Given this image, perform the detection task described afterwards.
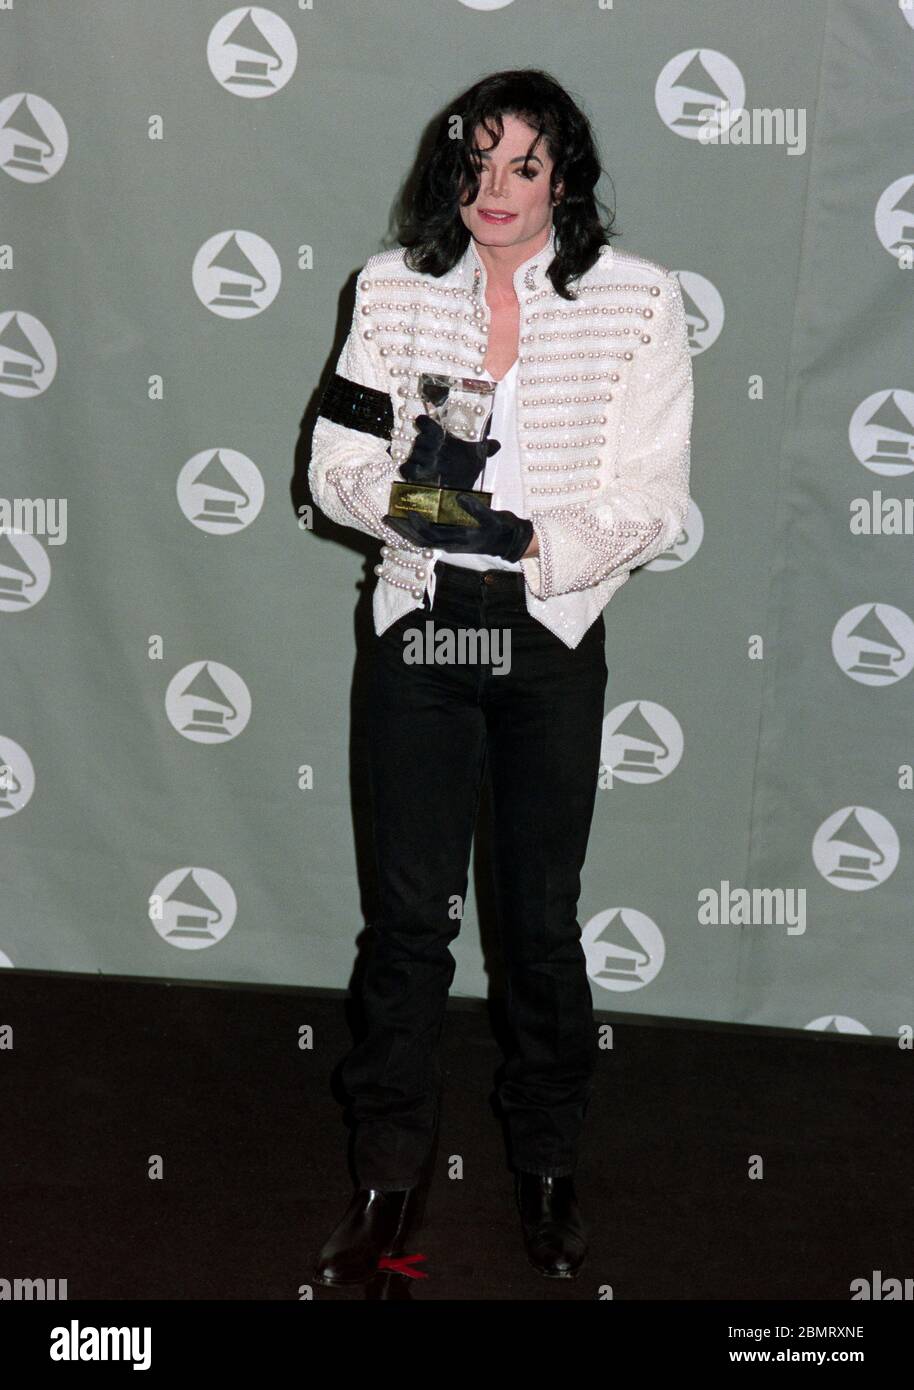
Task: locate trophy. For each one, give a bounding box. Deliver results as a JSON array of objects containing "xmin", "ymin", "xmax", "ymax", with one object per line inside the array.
[{"xmin": 388, "ymin": 372, "xmax": 497, "ymax": 527}]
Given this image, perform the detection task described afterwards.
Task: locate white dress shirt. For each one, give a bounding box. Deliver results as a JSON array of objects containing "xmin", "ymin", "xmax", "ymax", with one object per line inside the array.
[{"xmin": 427, "ymin": 357, "xmax": 525, "ymax": 608}]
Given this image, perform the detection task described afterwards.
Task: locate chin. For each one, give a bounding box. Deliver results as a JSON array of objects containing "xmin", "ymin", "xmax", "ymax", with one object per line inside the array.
[{"xmin": 473, "ymin": 215, "xmax": 527, "ymax": 239}]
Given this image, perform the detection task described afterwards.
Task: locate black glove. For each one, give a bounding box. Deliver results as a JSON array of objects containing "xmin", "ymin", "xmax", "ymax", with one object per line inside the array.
[
  {"xmin": 398, "ymin": 414, "xmax": 500, "ymax": 491},
  {"xmin": 383, "ymin": 492, "xmax": 534, "ymax": 563}
]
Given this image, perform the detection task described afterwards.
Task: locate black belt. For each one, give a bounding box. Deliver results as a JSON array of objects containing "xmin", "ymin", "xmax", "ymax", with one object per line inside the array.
[{"xmin": 433, "ymin": 563, "xmax": 525, "ymax": 593}]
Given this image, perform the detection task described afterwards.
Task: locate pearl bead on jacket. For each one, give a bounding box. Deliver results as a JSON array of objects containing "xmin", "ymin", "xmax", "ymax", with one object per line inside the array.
[{"xmin": 309, "ymin": 223, "xmax": 694, "ymax": 649}]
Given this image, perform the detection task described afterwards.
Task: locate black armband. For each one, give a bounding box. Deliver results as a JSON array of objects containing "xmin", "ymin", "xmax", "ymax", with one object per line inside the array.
[{"xmin": 316, "ymin": 372, "xmax": 393, "ymax": 441}]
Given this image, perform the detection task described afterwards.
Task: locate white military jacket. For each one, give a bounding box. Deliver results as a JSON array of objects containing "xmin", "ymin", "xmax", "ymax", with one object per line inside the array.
[{"xmin": 309, "ymin": 222, "xmax": 693, "ymax": 649}]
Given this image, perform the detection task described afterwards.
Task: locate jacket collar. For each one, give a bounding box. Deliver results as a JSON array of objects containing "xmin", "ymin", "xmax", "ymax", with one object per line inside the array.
[{"xmin": 457, "ymin": 220, "xmax": 558, "ymax": 299}]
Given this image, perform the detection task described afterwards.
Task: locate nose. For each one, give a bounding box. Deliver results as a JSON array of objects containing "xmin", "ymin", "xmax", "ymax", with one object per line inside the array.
[{"xmin": 483, "ymin": 167, "xmax": 507, "ymax": 198}]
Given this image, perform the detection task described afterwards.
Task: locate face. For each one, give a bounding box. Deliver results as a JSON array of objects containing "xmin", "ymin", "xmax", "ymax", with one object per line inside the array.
[{"xmin": 458, "ymin": 113, "xmax": 562, "ymax": 251}]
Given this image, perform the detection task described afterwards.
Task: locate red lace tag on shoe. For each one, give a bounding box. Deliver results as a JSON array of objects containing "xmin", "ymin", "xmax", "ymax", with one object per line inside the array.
[{"xmin": 376, "ymin": 1252, "xmax": 428, "ymax": 1279}]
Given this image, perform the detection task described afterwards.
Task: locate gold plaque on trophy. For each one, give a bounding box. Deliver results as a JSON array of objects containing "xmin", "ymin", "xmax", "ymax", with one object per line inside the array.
[{"xmin": 388, "ymin": 372, "xmax": 497, "ymax": 529}]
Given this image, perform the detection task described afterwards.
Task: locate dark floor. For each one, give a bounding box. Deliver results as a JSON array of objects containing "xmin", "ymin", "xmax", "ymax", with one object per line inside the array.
[{"xmin": 1, "ymin": 971, "xmax": 911, "ymax": 1301}]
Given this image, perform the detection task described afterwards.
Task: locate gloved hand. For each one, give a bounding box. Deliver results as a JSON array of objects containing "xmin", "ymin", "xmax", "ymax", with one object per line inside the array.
[
  {"xmin": 398, "ymin": 414, "xmax": 501, "ymax": 491},
  {"xmin": 383, "ymin": 492, "xmax": 534, "ymax": 563}
]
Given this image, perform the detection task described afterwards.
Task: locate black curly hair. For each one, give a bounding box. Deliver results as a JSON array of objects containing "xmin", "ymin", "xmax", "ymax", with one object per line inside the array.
[{"xmin": 399, "ymin": 68, "xmax": 619, "ymax": 301}]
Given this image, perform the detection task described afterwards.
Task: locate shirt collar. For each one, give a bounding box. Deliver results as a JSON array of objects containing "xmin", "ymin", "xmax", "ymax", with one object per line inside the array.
[{"xmin": 457, "ymin": 220, "xmax": 558, "ymax": 297}]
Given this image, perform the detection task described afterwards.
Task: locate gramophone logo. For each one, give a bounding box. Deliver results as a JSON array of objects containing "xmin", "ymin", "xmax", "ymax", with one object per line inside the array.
[
  {"xmin": 583, "ymin": 907, "xmax": 665, "ymax": 993},
  {"xmin": 805, "ymin": 1016, "xmax": 870, "ymax": 1035},
  {"xmin": 0, "ymin": 737, "xmax": 35, "ymax": 818},
  {"xmin": 655, "ymin": 49, "xmax": 745, "ymax": 142},
  {"xmin": 874, "ymin": 175, "xmax": 914, "ymax": 261},
  {"xmin": 812, "ymin": 807, "xmax": 899, "ymax": 893},
  {"xmin": 849, "ymin": 390, "xmax": 914, "ymax": 477},
  {"xmin": 0, "ymin": 529, "xmax": 51, "ymax": 611},
  {"xmin": 207, "ymin": 7, "xmax": 297, "ymax": 96},
  {"xmin": 644, "ymin": 497, "xmax": 704, "ymax": 572},
  {"xmin": 165, "ymin": 661, "xmax": 252, "ymax": 743},
  {"xmin": 192, "ymin": 231, "xmax": 281, "ymax": 319},
  {"xmin": 831, "ymin": 603, "xmax": 914, "ymax": 686},
  {"xmin": 600, "ymin": 701, "xmax": 683, "ymax": 784},
  {"xmin": 0, "ymin": 312, "xmax": 58, "ymax": 396},
  {"xmin": 177, "ymin": 448, "xmax": 265, "ymax": 532},
  {"xmin": 150, "ymin": 868, "xmax": 237, "ymax": 950},
  {"xmin": 0, "ymin": 93, "xmax": 68, "ymax": 182},
  {"xmin": 674, "ymin": 271, "xmax": 723, "ymax": 355}
]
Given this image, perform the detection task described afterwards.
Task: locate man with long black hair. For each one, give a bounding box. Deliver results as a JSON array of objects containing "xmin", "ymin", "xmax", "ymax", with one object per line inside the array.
[{"xmin": 309, "ymin": 68, "xmax": 693, "ymax": 1283}]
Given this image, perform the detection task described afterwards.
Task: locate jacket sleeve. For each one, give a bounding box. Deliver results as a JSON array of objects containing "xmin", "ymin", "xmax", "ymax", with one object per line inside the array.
[
  {"xmin": 520, "ymin": 269, "xmax": 693, "ymax": 599},
  {"xmin": 308, "ymin": 261, "xmax": 411, "ymax": 546}
]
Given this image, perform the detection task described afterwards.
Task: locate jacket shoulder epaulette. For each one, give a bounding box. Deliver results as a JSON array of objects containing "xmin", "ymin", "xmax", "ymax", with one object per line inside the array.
[
  {"xmin": 603, "ymin": 246, "xmax": 672, "ymax": 281},
  {"xmin": 572, "ymin": 245, "xmax": 673, "ymax": 301},
  {"xmin": 361, "ymin": 245, "xmax": 416, "ymax": 277}
]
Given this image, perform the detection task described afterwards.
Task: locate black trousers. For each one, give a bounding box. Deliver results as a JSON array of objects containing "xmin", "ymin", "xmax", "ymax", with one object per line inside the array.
[{"xmin": 341, "ymin": 563, "xmax": 608, "ymax": 1189}]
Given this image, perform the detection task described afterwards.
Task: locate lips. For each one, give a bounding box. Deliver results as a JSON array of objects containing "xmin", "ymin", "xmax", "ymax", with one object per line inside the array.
[{"xmin": 479, "ymin": 209, "xmax": 518, "ymax": 223}]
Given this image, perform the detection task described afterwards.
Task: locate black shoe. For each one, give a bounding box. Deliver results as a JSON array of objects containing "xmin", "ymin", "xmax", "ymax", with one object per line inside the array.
[
  {"xmin": 312, "ymin": 1185, "xmax": 419, "ymax": 1286},
  {"xmin": 515, "ymin": 1170, "xmax": 588, "ymax": 1279}
]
